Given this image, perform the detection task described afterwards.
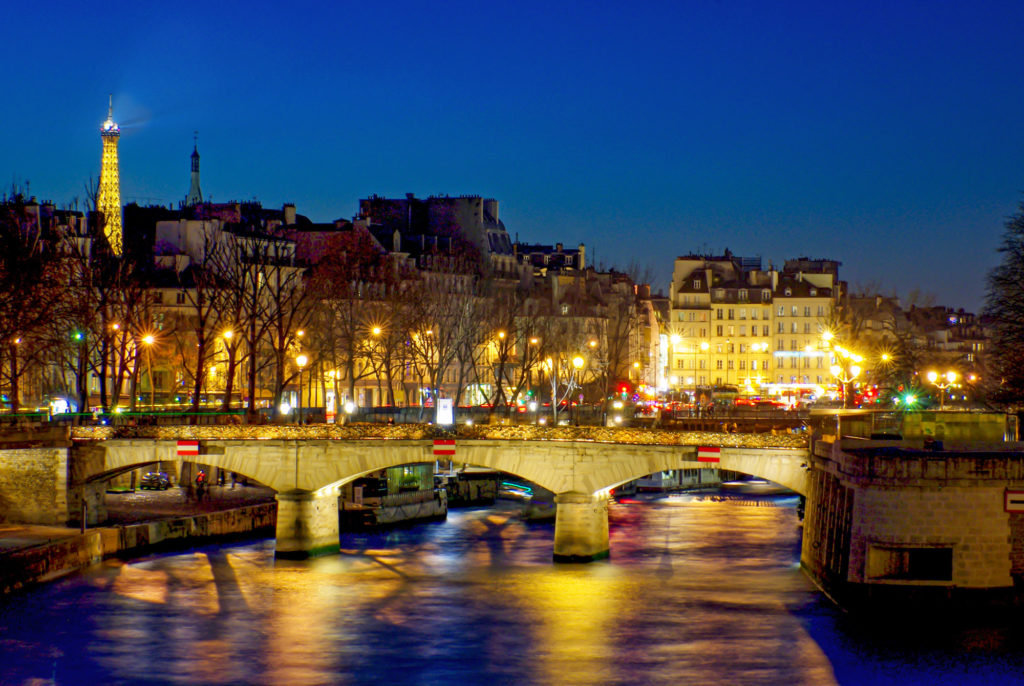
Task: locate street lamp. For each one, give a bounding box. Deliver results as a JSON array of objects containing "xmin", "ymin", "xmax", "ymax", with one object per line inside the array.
[
  {"xmin": 830, "ymin": 360, "xmax": 862, "ymax": 409},
  {"xmin": 295, "ymin": 353, "xmax": 308, "ymax": 424},
  {"xmin": 141, "ymin": 334, "xmax": 156, "ymax": 412},
  {"xmin": 926, "ymin": 370, "xmax": 957, "ymax": 410},
  {"xmin": 572, "ymin": 355, "xmax": 585, "ymax": 425}
]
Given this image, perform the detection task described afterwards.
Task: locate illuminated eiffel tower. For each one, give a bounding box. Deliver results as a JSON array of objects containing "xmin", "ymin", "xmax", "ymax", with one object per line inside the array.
[{"xmin": 98, "ymin": 95, "xmax": 122, "ymax": 255}]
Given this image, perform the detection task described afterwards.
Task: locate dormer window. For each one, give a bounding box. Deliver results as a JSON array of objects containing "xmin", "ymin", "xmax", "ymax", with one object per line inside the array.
[
  {"xmin": 809, "ymin": 288, "xmax": 817, "ymax": 297},
  {"xmin": 738, "ymin": 289, "xmax": 748, "ymax": 302},
  {"xmin": 693, "ymin": 279, "xmax": 702, "ymax": 289},
  {"xmin": 762, "ymin": 290, "xmax": 770, "ymax": 301},
  {"xmin": 784, "ymin": 288, "xmax": 792, "ymax": 296}
]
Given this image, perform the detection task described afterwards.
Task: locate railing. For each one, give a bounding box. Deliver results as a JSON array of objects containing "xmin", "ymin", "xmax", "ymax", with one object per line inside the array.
[{"xmin": 807, "ymin": 409, "xmax": 1018, "ymax": 447}]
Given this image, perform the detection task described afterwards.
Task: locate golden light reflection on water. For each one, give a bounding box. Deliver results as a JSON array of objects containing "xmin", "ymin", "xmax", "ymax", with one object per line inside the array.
[
  {"xmin": 508, "ymin": 567, "xmax": 624, "ymax": 685},
  {"xmin": 57, "ymin": 497, "xmax": 848, "ymax": 684},
  {"xmin": 110, "ymin": 564, "xmax": 169, "ymax": 605}
]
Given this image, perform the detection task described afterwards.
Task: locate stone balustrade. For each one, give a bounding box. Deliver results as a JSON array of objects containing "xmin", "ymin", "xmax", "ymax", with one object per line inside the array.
[{"xmin": 70, "ymin": 423, "xmax": 807, "ymax": 449}]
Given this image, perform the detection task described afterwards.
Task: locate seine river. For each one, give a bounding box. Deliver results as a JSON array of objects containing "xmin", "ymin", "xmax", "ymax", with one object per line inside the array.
[{"xmin": 4, "ymin": 493, "xmax": 1024, "ymax": 685}]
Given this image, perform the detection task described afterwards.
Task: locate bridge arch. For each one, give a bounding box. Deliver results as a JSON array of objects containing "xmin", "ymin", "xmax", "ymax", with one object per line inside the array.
[{"xmin": 88, "ymin": 437, "xmax": 809, "ymax": 560}]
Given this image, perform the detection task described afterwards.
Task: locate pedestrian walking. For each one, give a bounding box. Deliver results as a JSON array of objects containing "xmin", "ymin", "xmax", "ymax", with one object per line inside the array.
[{"xmin": 195, "ymin": 470, "xmax": 206, "ymax": 501}]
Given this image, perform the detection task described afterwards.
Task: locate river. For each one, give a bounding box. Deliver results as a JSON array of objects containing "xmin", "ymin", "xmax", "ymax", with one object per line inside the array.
[{"xmin": 3, "ymin": 492, "xmax": 1024, "ymax": 685}]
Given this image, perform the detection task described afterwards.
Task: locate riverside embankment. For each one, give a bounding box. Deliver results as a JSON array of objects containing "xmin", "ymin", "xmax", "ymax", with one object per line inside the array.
[{"xmin": 1, "ymin": 496, "xmax": 276, "ymax": 594}]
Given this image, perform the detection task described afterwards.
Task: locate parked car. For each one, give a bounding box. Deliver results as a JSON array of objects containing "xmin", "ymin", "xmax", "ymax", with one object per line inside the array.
[{"xmin": 140, "ymin": 472, "xmax": 172, "ymax": 490}]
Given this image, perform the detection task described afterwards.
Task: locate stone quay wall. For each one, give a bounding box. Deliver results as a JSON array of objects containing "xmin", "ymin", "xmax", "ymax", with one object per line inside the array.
[
  {"xmin": 0, "ymin": 447, "xmax": 69, "ymax": 525},
  {"xmin": 1, "ymin": 502, "xmax": 276, "ymax": 594}
]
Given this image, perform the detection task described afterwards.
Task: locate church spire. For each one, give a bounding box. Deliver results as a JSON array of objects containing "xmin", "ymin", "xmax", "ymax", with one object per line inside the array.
[{"xmin": 186, "ymin": 131, "xmax": 203, "ymax": 206}]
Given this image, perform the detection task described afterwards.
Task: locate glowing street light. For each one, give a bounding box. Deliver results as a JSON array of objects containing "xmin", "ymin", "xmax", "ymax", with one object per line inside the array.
[
  {"xmin": 296, "ymin": 353, "xmax": 309, "ymax": 424},
  {"xmin": 141, "ymin": 334, "xmax": 156, "ymax": 411},
  {"xmin": 926, "ymin": 370, "xmax": 957, "ymax": 410}
]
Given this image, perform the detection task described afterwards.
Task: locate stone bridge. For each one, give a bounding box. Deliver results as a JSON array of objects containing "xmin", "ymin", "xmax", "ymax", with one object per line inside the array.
[{"xmin": 68, "ymin": 424, "xmax": 809, "ymax": 560}]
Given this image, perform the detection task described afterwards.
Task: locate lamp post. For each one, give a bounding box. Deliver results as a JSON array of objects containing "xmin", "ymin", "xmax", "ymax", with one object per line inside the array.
[
  {"xmin": 295, "ymin": 353, "xmax": 308, "ymax": 424},
  {"xmin": 830, "ymin": 361, "xmax": 862, "ymax": 409},
  {"xmin": 572, "ymin": 354, "xmax": 585, "ymax": 425},
  {"xmin": 142, "ymin": 335, "xmax": 155, "ymax": 412},
  {"xmin": 926, "ymin": 370, "xmax": 957, "ymax": 410}
]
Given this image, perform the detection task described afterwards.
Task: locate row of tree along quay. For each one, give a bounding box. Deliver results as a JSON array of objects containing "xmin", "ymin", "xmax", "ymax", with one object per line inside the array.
[
  {"xmin": 0, "ymin": 190, "xmax": 648, "ymax": 425},
  {"xmin": 2, "ymin": 184, "xmax": 1021, "ymax": 425}
]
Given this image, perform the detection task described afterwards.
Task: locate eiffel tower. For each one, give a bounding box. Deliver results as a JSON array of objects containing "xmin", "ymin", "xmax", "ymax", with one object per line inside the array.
[{"xmin": 98, "ymin": 94, "xmax": 122, "ymax": 256}]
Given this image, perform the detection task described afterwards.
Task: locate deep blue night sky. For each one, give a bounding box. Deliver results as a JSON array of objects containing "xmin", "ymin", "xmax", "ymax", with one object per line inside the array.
[{"xmin": 3, "ymin": 1, "xmax": 1023, "ymax": 310}]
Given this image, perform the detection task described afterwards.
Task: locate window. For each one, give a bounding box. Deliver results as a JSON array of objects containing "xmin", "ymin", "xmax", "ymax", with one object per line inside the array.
[
  {"xmin": 817, "ymin": 306, "xmax": 825, "ymax": 317},
  {"xmin": 739, "ymin": 289, "xmax": 748, "ymax": 302},
  {"xmin": 727, "ymin": 343, "xmax": 734, "ymax": 353},
  {"xmin": 688, "ymin": 312, "xmax": 696, "ymax": 321},
  {"xmin": 716, "ymin": 360, "xmax": 723, "ymax": 370},
  {"xmin": 716, "ymin": 309, "xmax": 724, "ymax": 320},
  {"xmin": 727, "ymin": 360, "xmax": 734, "ymax": 369},
  {"xmin": 176, "ymin": 292, "xmax": 186, "ymax": 304},
  {"xmin": 693, "ymin": 279, "xmax": 702, "ymax": 289},
  {"xmin": 803, "ymin": 306, "xmax": 811, "ymax": 317},
  {"xmin": 810, "ymin": 288, "xmax": 817, "ymax": 297},
  {"xmin": 791, "ymin": 306, "xmax": 798, "ymax": 316},
  {"xmin": 785, "ymin": 288, "xmax": 792, "ymax": 296},
  {"xmin": 778, "ymin": 306, "xmax": 785, "ymax": 317},
  {"xmin": 739, "ymin": 326, "xmax": 747, "ymax": 336},
  {"xmin": 751, "ymin": 360, "xmax": 758, "ymax": 370},
  {"xmin": 791, "ymin": 322, "xmax": 798, "ymax": 333},
  {"xmin": 739, "ymin": 360, "xmax": 746, "ymax": 370},
  {"xmin": 777, "ymin": 322, "xmax": 785, "ymax": 333},
  {"xmin": 677, "ymin": 312, "xmax": 685, "ymax": 321},
  {"xmin": 762, "ymin": 325, "xmax": 769, "ymax": 336},
  {"xmin": 867, "ymin": 546, "xmax": 953, "ymax": 582},
  {"xmin": 728, "ymin": 309, "xmax": 735, "ymax": 320},
  {"xmin": 728, "ymin": 326, "xmax": 735, "ymax": 336},
  {"xmin": 777, "ymin": 340, "xmax": 784, "ymax": 350},
  {"xmin": 739, "ymin": 308, "xmax": 746, "ymax": 320},
  {"xmin": 790, "ymin": 339, "xmax": 798, "ymax": 350},
  {"xmin": 762, "ymin": 289, "xmax": 771, "ymax": 301},
  {"xmin": 561, "ymin": 304, "xmax": 569, "ymax": 315},
  {"xmin": 716, "ymin": 325, "xmax": 723, "ymax": 336},
  {"xmin": 804, "ymin": 323, "xmax": 811, "ymax": 334},
  {"xmin": 739, "ymin": 343, "xmax": 746, "ymax": 353}
]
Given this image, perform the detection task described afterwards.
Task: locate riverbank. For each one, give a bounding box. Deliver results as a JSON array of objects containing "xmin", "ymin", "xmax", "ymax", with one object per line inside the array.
[{"xmin": 0, "ymin": 496, "xmax": 276, "ymax": 595}]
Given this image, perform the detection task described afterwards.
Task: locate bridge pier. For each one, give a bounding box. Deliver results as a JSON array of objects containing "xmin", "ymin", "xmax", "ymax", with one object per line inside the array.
[
  {"xmin": 274, "ymin": 488, "xmax": 340, "ymax": 559},
  {"xmin": 553, "ymin": 491, "xmax": 609, "ymax": 562}
]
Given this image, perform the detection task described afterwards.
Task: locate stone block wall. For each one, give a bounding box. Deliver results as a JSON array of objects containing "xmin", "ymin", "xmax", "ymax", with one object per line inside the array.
[
  {"xmin": 0, "ymin": 448, "xmax": 69, "ymax": 525},
  {"xmin": 848, "ymin": 486, "xmax": 1011, "ymax": 589},
  {"xmin": 801, "ymin": 468, "xmax": 853, "ymax": 589}
]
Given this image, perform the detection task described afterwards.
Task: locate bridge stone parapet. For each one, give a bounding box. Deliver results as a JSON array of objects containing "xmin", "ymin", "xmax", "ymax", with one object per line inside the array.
[{"xmin": 70, "ymin": 423, "xmax": 807, "ymax": 450}]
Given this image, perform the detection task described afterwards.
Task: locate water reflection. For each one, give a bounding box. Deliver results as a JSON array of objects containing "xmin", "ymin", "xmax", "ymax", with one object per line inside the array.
[{"xmin": 4, "ymin": 495, "xmax": 1024, "ymax": 684}]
